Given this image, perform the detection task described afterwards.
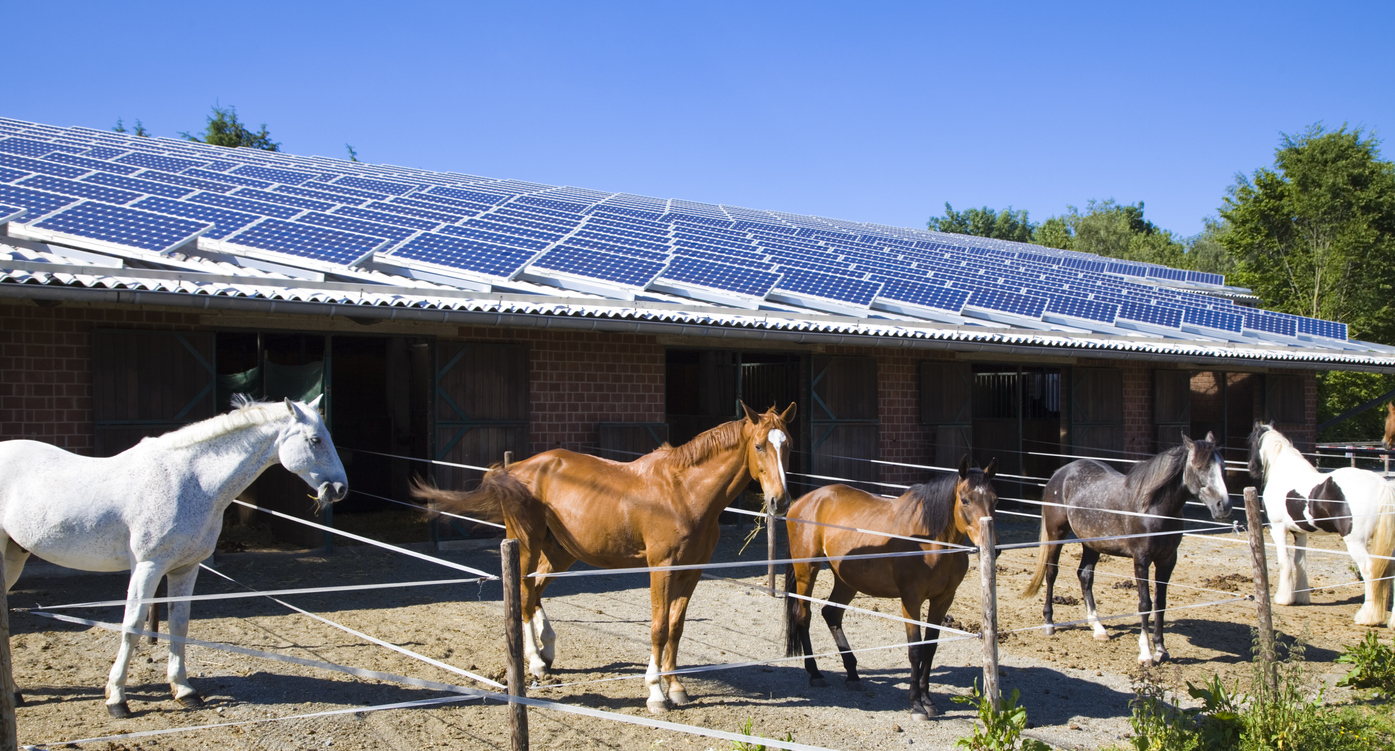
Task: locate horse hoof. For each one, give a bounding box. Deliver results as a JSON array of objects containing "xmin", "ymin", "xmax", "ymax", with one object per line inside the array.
[
  {"xmin": 910, "ymin": 709, "xmax": 930, "ymax": 722},
  {"xmin": 918, "ymin": 699, "xmax": 940, "ymax": 718},
  {"xmin": 177, "ymin": 692, "xmax": 204, "ymax": 708},
  {"xmin": 845, "ymin": 680, "xmax": 862, "ymax": 691},
  {"xmin": 647, "ymin": 700, "xmax": 669, "ymax": 714},
  {"xmin": 810, "ymin": 678, "xmax": 827, "ymax": 688},
  {"xmin": 12, "ymin": 691, "xmax": 23, "ymax": 707},
  {"xmin": 668, "ymin": 689, "xmax": 690, "ymax": 705},
  {"xmin": 107, "ymin": 701, "xmax": 131, "ymax": 719},
  {"xmin": 1093, "ymin": 632, "xmax": 1110, "ymax": 642},
  {"xmin": 1043, "ymin": 625, "xmax": 1055, "ymax": 637}
]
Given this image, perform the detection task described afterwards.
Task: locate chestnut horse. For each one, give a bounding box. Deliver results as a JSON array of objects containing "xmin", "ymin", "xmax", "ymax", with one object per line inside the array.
[
  {"xmin": 783, "ymin": 456, "xmax": 997, "ymax": 721},
  {"xmin": 414, "ymin": 403, "xmax": 795, "ymax": 713}
]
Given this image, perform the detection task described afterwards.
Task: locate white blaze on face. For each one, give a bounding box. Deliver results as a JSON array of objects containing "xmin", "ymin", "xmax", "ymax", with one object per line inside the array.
[{"xmin": 768, "ymin": 429, "xmax": 788, "ymax": 498}]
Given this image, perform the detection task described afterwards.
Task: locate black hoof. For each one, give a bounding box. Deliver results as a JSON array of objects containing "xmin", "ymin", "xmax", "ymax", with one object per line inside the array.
[
  {"xmin": 107, "ymin": 701, "xmax": 131, "ymax": 719},
  {"xmin": 918, "ymin": 698, "xmax": 940, "ymax": 718},
  {"xmin": 810, "ymin": 677, "xmax": 827, "ymax": 688},
  {"xmin": 845, "ymin": 679, "xmax": 862, "ymax": 691},
  {"xmin": 177, "ymin": 692, "xmax": 204, "ymax": 708},
  {"xmin": 12, "ymin": 691, "xmax": 23, "ymax": 707}
]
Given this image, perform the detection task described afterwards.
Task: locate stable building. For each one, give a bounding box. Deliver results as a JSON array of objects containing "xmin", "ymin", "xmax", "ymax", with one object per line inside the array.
[{"xmin": 3, "ymin": 116, "xmax": 1392, "ymax": 546}]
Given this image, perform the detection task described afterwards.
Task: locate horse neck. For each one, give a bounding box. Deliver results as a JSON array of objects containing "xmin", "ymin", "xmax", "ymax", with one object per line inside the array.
[
  {"xmin": 176, "ymin": 418, "xmax": 286, "ymax": 509},
  {"xmin": 672, "ymin": 430, "xmax": 753, "ymax": 519},
  {"xmin": 1139, "ymin": 450, "xmax": 1191, "ymax": 516}
]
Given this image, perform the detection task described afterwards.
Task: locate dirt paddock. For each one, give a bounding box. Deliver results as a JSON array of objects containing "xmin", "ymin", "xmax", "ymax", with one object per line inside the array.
[{"xmin": 4, "ymin": 516, "xmax": 1382, "ymax": 750}]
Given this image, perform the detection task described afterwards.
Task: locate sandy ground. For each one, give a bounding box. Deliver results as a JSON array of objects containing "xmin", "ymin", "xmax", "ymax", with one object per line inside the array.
[{"xmin": 3, "ymin": 516, "xmax": 1381, "ymax": 751}]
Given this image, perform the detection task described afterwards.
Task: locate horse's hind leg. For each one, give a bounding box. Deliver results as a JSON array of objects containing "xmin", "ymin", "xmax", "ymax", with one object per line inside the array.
[
  {"xmin": 163, "ymin": 562, "xmax": 203, "ymax": 707},
  {"xmin": 1149, "ymin": 553, "xmax": 1177, "ymax": 664},
  {"xmin": 1, "ymin": 535, "xmax": 28, "ymax": 705},
  {"xmin": 1290, "ymin": 531, "xmax": 1312, "ymax": 605},
  {"xmin": 1347, "ymin": 534, "xmax": 1387, "ymax": 626},
  {"xmin": 1040, "ymin": 529, "xmax": 1068, "ymax": 636},
  {"xmin": 1077, "ymin": 546, "xmax": 1108, "ymax": 641},
  {"xmin": 107, "ymin": 560, "xmax": 163, "ymax": 718},
  {"xmin": 1270, "ymin": 524, "xmax": 1298, "ymax": 605},
  {"xmin": 531, "ymin": 544, "xmax": 575, "ymax": 669},
  {"xmin": 821, "ymin": 577, "xmax": 861, "ymax": 689}
]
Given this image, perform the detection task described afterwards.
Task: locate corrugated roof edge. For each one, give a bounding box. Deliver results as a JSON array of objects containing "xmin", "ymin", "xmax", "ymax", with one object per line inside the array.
[{"xmin": 3, "ymin": 264, "xmax": 1394, "ymax": 373}]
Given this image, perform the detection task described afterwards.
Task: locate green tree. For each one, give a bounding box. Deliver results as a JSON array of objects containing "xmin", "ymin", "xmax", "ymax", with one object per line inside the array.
[
  {"xmin": 928, "ymin": 203, "xmax": 1035, "ymax": 243},
  {"xmin": 1032, "ymin": 215, "xmax": 1072, "ymax": 250},
  {"xmin": 1186, "ymin": 217, "xmax": 1236, "ymax": 277},
  {"xmin": 112, "ymin": 118, "xmax": 149, "ymax": 137},
  {"xmin": 1220, "ymin": 124, "xmax": 1395, "ymax": 344},
  {"xmin": 180, "ymin": 105, "xmax": 280, "ymax": 151},
  {"xmin": 1029, "ymin": 199, "xmax": 1188, "ymax": 267}
]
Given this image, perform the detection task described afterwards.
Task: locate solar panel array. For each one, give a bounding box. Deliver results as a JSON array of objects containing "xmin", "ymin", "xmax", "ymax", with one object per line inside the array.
[{"xmin": 0, "ymin": 117, "xmax": 1350, "ymax": 343}]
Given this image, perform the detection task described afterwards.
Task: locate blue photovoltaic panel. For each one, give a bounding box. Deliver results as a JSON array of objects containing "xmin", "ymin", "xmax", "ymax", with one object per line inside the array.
[
  {"xmin": 497, "ymin": 206, "xmax": 576, "ymax": 228},
  {"xmin": 116, "ymin": 152, "xmax": 206, "ymax": 173},
  {"xmin": 335, "ymin": 205, "xmax": 438, "ymax": 231},
  {"xmin": 1297, "ymin": 316, "xmax": 1347, "ymax": 340},
  {"xmin": 672, "ymin": 247, "xmax": 772, "ymax": 270},
  {"xmin": 1045, "ymin": 294, "xmax": 1118, "ymax": 323},
  {"xmin": 659, "ymin": 256, "xmax": 778, "ymax": 297},
  {"xmin": 1106, "ymin": 262, "xmax": 1149, "ymax": 277},
  {"xmin": 1186, "ymin": 270, "xmax": 1225, "ymax": 286},
  {"xmin": 137, "ymin": 170, "xmax": 237, "ymax": 193},
  {"xmin": 438, "ymin": 224, "xmax": 550, "ymax": 251},
  {"xmin": 183, "ymin": 168, "xmax": 271, "ymax": 189},
  {"xmin": 297, "ymin": 211, "xmax": 416, "ymax": 242},
  {"xmin": 1182, "ymin": 307, "xmax": 1243, "ymax": 332},
  {"xmin": 295, "ymin": 181, "xmax": 387, "ymax": 202},
  {"xmin": 774, "ymin": 267, "xmax": 881, "ymax": 305},
  {"xmin": 0, "ymin": 166, "xmax": 27, "ymax": 183},
  {"xmin": 0, "ymin": 153, "xmax": 86, "ymax": 179},
  {"xmin": 189, "ymin": 191, "xmax": 302, "ymax": 219},
  {"xmin": 363, "ymin": 200, "xmax": 460, "ymax": 223},
  {"xmin": 200, "ymin": 160, "xmax": 238, "ymax": 172},
  {"xmin": 82, "ymin": 146, "xmax": 126, "ymax": 160},
  {"xmin": 17, "ymin": 174, "xmax": 139, "ymax": 204},
  {"xmin": 83, "ymin": 172, "xmax": 193, "ymax": 199},
  {"xmin": 563, "ymin": 234, "xmax": 668, "ymax": 261},
  {"xmin": 773, "ymin": 257, "xmax": 862, "ymax": 278},
  {"xmin": 0, "ymin": 183, "xmax": 79, "ymax": 221},
  {"xmin": 1243, "ymin": 311, "xmax": 1298, "ymax": 337},
  {"xmin": 963, "ymin": 286, "xmax": 1048, "ymax": 318},
  {"xmin": 225, "ymin": 218, "xmax": 383, "ymax": 265},
  {"xmin": 516, "ymin": 196, "xmax": 589, "ymax": 213},
  {"xmin": 274, "ymin": 184, "xmax": 364, "ymax": 206},
  {"xmin": 44, "ymin": 152, "xmax": 140, "ymax": 175},
  {"xmin": 392, "ymin": 196, "xmax": 479, "ymax": 218},
  {"xmin": 233, "ymin": 187, "xmax": 332, "ymax": 212},
  {"xmin": 672, "ymin": 231, "xmax": 753, "ymax": 253},
  {"xmin": 588, "ymin": 214, "xmax": 669, "ymax": 233},
  {"xmin": 0, "ymin": 205, "xmax": 23, "ymax": 223},
  {"xmin": 673, "ymin": 237, "xmax": 764, "ymax": 261},
  {"xmin": 876, "ymin": 278, "xmax": 970, "ymax": 312},
  {"xmin": 232, "ymin": 164, "xmax": 316, "ymax": 185},
  {"xmin": 573, "ymin": 228, "xmax": 667, "ymax": 253},
  {"xmin": 133, "ymin": 196, "xmax": 259, "ymax": 239},
  {"xmin": 428, "ymin": 186, "xmax": 505, "ymax": 205},
  {"xmin": 1118, "ymin": 301, "xmax": 1182, "ymax": 328},
  {"xmin": 33, "ymin": 201, "xmax": 209, "ymax": 252},
  {"xmin": 1147, "ymin": 267, "xmax": 1188, "ymax": 282},
  {"xmin": 389, "ymin": 232, "xmax": 536, "ymax": 278},
  {"xmin": 334, "ymin": 175, "xmax": 416, "ymax": 196},
  {"xmin": 533, "ymin": 244, "xmax": 665, "ymax": 287},
  {"xmin": 0, "ymin": 138, "xmax": 63, "ymax": 157},
  {"xmin": 407, "ymin": 192, "xmax": 494, "ymax": 213}
]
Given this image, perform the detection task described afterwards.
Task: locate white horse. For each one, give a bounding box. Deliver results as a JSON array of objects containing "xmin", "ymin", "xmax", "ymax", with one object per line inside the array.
[
  {"xmin": 0, "ymin": 395, "xmax": 347, "ymax": 717},
  {"xmin": 1248, "ymin": 422, "xmax": 1395, "ymax": 627}
]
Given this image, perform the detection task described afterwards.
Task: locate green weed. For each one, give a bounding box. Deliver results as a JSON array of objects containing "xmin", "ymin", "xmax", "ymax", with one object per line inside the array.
[
  {"xmin": 1337, "ymin": 631, "xmax": 1395, "ymax": 697},
  {"xmin": 952, "ymin": 681, "xmax": 1050, "ymax": 751}
]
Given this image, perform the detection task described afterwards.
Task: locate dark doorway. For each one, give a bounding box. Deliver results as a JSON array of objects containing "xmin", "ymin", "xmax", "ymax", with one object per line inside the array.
[{"xmin": 972, "ymin": 365, "xmax": 1063, "ymax": 501}]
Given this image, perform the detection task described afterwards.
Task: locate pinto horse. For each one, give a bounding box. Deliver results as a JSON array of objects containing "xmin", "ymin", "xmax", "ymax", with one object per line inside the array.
[
  {"xmin": 1023, "ymin": 434, "xmax": 1231, "ymax": 665},
  {"xmin": 415, "ymin": 403, "xmax": 795, "ymax": 713},
  {"xmin": 783, "ymin": 456, "xmax": 997, "ymax": 720},
  {"xmin": 1249, "ymin": 422, "xmax": 1395, "ymax": 626},
  {"xmin": 0, "ymin": 395, "xmax": 347, "ymax": 717}
]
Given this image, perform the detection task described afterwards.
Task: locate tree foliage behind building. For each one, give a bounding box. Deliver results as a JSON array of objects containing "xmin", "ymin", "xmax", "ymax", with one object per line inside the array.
[{"xmin": 180, "ymin": 105, "xmax": 280, "ymax": 151}]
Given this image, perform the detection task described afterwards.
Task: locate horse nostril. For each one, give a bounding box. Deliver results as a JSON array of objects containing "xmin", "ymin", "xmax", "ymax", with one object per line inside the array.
[{"xmin": 331, "ymin": 482, "xmax": 347, "ymax": 499}]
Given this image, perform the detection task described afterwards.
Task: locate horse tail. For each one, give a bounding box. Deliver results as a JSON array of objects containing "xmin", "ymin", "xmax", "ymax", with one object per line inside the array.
[
  {"xmin": 1367, "ymin": 479, "xmax": 1395, "ymax": 603},
  {"xmin": 1022, "ymin": 512, "xmax": 1052, "ymax": 598},
  {"xmin": 783, "ymin": 564, "xmax": 803, "ymax": 658},
  {"xmin": 411, "ymin": 465, "xmax": 531, "ymax": 527}
]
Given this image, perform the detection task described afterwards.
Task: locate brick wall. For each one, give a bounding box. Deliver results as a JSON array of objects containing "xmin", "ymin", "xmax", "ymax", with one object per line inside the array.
[
  {"xmin": 1122, "ymin": 365, "xmax": 1153, "ymax": 458},
  {"xmin": 875, "ymin": 351, "xmax": 935, "ymax": 486}
]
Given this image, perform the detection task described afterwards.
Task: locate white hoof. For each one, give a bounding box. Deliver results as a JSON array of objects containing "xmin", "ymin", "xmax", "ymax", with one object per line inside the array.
[
  {"xmin": 1093, "ymin": 631, "xmax": 1110, "ymax": 642},
  {"xmin": 529, "ymin": 656, "xmax": 548, "ymax": 679},
  {"xmin": 1043, "ymin": 624, "xmax": 1055, "ymax": 636},
  {"xmin": 1355, "ymin": 605, "xmax": 1385, "ymax": 626},
  {"xmin": 647, "ymin": 699, "xmax": 669, "ymax": 714},
  {"xmin": 668, "ymin": 689, "xmax": 690, "ymax": 705},
  {"xmin": 1153, "ymin": 649, "xmax": 1169, "ymax": 664}
]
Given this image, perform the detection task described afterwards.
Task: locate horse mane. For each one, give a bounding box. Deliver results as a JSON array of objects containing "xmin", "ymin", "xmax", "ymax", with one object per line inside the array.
[
  {"xmin": 895, "ymin": 473, "xmax": 958, "ymax": 538},
  {"xmin": 661, "ymin": 419, "xmax": 747, "ymax": 469},
  {"xmin": 1247, "ymin": 422, "xmax": 1270, "ymax": 488},
  {"xmin": 1122, "ymin": 446, "xmax": 1188, "ymax": 510},
  {"xmin": 149, "ymin": 394, "xmax": 292, "ymax": 449}
]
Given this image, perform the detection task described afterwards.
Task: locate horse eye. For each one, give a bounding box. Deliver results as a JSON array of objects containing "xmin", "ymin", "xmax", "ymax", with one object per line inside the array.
[
  {"xmin": 756, "ymin": 444, "xmax": 765, "ymax": 452},
  {"xmin": 310, "ymin": 436, "xmax": 322, "ymax": 445}
]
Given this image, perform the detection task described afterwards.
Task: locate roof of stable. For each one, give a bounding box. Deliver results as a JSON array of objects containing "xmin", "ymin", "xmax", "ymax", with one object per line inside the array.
[{"xmin": 2, "ymin": 116, "xmax": 1393, "ymax": 370}]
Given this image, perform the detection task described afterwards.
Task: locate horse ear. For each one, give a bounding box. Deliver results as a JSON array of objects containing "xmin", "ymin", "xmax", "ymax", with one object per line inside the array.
[
  {"xmin": 1204, "ymin": 431, "xmax": 1217, "ymax": 444},
  {"xmin": 779, "ymin": 402, "xmax": 798, "ymax": 424},
  {"xmin": 1388, "ymin": 401, "xmax": 1394, "ymax": 414},
  {"xmin": 1181, "ymin": 432, "xmax": 1195, "ymax": 451},
  {"xmin": 741, "ymin": 401, "xmax": 759, "ymax": 423},
  {"xmin": 284, "ymin": 397, "xmax": 295, "ymax": 416},
  {"xmin": 984, "ymin": 457, "xmax": 997, "ymax": 479},
  {"xmin": 958, "ymin": 454, "xmax": 970, "ymax": 478},
  {"xmin": 307, "ymin": 394, "xmax": 324, "ymax": 413}
]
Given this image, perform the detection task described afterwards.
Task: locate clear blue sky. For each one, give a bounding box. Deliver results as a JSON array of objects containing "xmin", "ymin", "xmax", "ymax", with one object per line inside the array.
[{"xmin": 8, "ymin": 2, "xmax": 1393, "ymax": 237}]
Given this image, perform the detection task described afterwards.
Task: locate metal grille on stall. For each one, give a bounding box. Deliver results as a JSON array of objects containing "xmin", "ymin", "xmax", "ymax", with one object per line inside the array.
[
  {"xmin": 808, "ymin": 355, "xmax": 878, "ymax": 493},
  {"xmin": 93, "ymin": 330, "xmax": 216, "ymax": 456}
]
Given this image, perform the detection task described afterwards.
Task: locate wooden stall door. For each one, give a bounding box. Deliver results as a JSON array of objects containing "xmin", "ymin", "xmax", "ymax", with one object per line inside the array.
[
  {"xmin": 809, "ymin": 355, "xmax": 878, "ymax": 493},
  {"xmin": 94, "ymin": 330, "xmax": 216, "ymax": 456},
  {"xmin": 920, "ymin": 361, "xmax": 973, "ymax": 470},
  {"xmin": 1154, "ymin": 369, "xmax": 1192, "ymax": 451},
  {"xmin": 1070, "ymin": 367, "xmax": 1124, "ymax": 462}
]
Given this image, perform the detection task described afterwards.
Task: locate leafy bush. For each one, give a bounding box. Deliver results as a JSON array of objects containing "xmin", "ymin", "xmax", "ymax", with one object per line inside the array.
[
  {"xmin": 1337, "ymin": 631, "xmax": 1395, "ymax": 696},
  {"xmin": 952, "ymin": 682, "xmax": 1050, "ymax": 751},
  {"xmin": 730, "ymin": 717, "xmax": 794, "ymax": 751}
]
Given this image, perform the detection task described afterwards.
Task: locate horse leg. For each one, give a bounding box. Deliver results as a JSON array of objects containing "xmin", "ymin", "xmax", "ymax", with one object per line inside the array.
[
  {"xmin": 645, "ymin": 570, "xmax": 673, "ymax": 713},
  {"xmin": 1133, "ymin": 557, "xmax": 1156, "ymax": 666},
  {"xmin": 163, "ymin": 562, "xmax": 203, "ymax": 707},
  {"xmin": 821, "ymin": 577, "xmax": 861, "ymax": 690},
  {"xmin": 1150, "ymin": 553, "xmax": 1177, "ymax": 664},
  {"xmin": 912, "ymin": 592, "xmax": 955, "ymax": 721},
  {"xmin": 1077, "ymin": 546, "xmax": 1107, "ymax": 641},
  {"xmin": 901, "ymin": 603, "xmax": 930, "ymax": 721},
  {"xmin": 1289, "ymin": 531, "xmax": 1311, "ymax": 604},
  {"xmin": 661, "ymin": 568, "xmax": 704, "ymax": 705},
  {"xmin": 1270, "ymin": 524, "xmax": 1296, "ymax": 606},
  {"xmin": 532, "ymin": 545, "xmax": 576, "ymax": 668},
  {"xmin": 515, "ymin": 541, "xmax": 550, "ymax": 679},
  {"xmin": 1041, "ymin": 537, "xmax": 1067, "ymax": 636},
  {"xmin": 785, "ymin": 561, "xmax": 825, "ymax": 687},
  {"xmin": 1347, "ymin": 534, "xmax": 1386, "ymax": 626},
  {"xmin": 107, "ymin": 560, "xmax": 163, "ymax": 718},
  {"xmin": 1, "ymin": 534, "xmax": 29, "ymax": 706}
]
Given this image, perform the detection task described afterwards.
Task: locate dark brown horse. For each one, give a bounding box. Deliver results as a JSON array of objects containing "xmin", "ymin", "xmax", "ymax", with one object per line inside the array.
[
  {"xmin": 414, "ymin": 403, "xmax": 795, "ymax": 713},
  {"xmin": 783, "ymin": 456, "xmax": 997, "ymax": 721}
]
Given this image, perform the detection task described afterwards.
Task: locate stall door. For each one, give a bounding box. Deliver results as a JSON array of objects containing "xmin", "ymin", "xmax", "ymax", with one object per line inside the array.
[
  {"xmin": 1154, "ymin": 369, "xmax": 1192, "ymax": 450},
  {"xmin": 920, "ymin": 361, "xmax": 972, "ymax": 469},
  {"xmin": 809, "ymin": 355, "xmax": 878, "ymax": 493},
  {"xmin": 93, "ymin": 330, "xmax": 216, "ymax": 456},
  {"xmin": 1070, "ymin": 367, "xmax": 1124, "ymax": 462}
]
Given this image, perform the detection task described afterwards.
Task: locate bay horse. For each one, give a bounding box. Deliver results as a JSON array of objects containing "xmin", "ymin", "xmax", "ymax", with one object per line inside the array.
[
  {"xmin": 783, "ymin": 456, "xmax": 997, "ymax": 721},
  {"xmin": 414, "ymin": 402, "xmax": 796, "ymax": 713},
  {"xmin": 1249, "ymin": 422, "xmax": 1395, "ymax": 626},
  {"xmin": 0, "ymin": 395, "xmax": 347, "ymax": 717},
  {"xmin": 1022, "ymin": 434, "xmax": 1230, "ymax": 665}
]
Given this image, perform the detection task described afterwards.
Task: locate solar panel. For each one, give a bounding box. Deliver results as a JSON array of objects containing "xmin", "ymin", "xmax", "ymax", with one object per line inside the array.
[
  {"xmin": 0, "ymin": 205, "xmax": 25, "ymax": 223},
  {"xmin": 335, "ymin": 175, "xmax": 417, "ymax": 196},
  {"xmin": 1182, "ymin": 307, "xmax": 1243, "ymax": 332},
  {"xmin": 133, "ymin": 196, "xmax": 259, "ymax": 239},
  {"xmin": 294, "ymin": 181, "xmax": 388, "ymax": 201},
  {"xmin": 388, "ymin": 232, "xmax": 537, "ymax": 278},
  {"xmin": 1147, "ymin": 267, "xmax": 1188, "ymax": 282},
  {"xmin": 1243, "ymin": 311, "xmax": 1298, "ymax": 337},
  {"xmin": 773, "ymin": 268, "xmax": 880, "ymax": 306},
  {"xmin": 82, "ymin": 172, "xmax": 193, "ymax": 199},
  {"xmin": 407, "ymin": 192, "xmax": 494, "ymax": 213},
  {"xmin": 1045, "ymin": 294, "xmax": 1117, "ymax": 323},
  {"xmin": 224, "ymin": 218, "xmax": 384, "ymax": 265},
  {"xmin": 82, "ymin": 146, "xmax": 127, "ymax": 160},
  {"xmin": 270, "ymin": 184, "xmax": 365, "ymax": 207},
  {"xmin": 17, "ymin": 174, "xmax": 139, "ymax": 205},
  {"xmin": 531, "ymin": 244, "xmax": 665, "ymax": 287},
  {"xmin": 0, "ymin": 166, "xmax": 28, "ymax": 183},
  {"xmin": 136, "ymin": 170, "xmax": 237, "ymax": 194},
  {"xmin": 228, "ymin": 187, "xmax": 331, "ymax": 212},
  {"xmin": 363, "ymin": 200, "xmax": 461, "ymax": 224},
  {"xmin": 232, "ymin": 164, "xmax": 316, "ymax": 185},
  {"xmin": 32, "ymin": 201, "xmax": 210, "ymax": 253},
  {"xmin": 672, "ymin": 247, "xmax": 773, "ymax": 270},
  {"xmin": 587, "ymin": 214, "xmax": 670, "ymax": 232},
  {"xmin": 1297, "ymin": 316, "xmax": 1347, "ymax": 340},
  {"xmin": 0, "ymin": 153, "xmax": 86, "ymax": 179},
  {"xmin": 336, "ymin": 206, "xmax": 439, "ymax": 231},
  {"xmin": 876, "ymin": 278, "xmax": 970, "ymax": 312},
  {"xmin": 0, "ymin": 138, "xmax": 64, "ymax": 157},
  {"xmin": 0, "ymin": 183, "xmax": 79, "ymax": 221},
  {"xmin": 1117, "ymin": 301, "xmax": 1182, "ymax": 328},
  {"xmin": 391, "ymin": 196, "xmax": 478, "ymax": 219},
  {"xmin": 188, "ymin": 191, "xmax": 302, "ymax": 219},
  {"xmin": 116, "ymin": 152, "xmax": 206, "ymax": 173},
  {"xmin": 960, "ymin": 286, "xmax": 1048, "ymax": 318},
  {"xmin": 1186, "ymin": 270, "xmax": 1225, "ymax": 286},
  {"xmin": 563, "ymin": 234, "xmax": 668, "ymax": 261},
  {"xmin": 572, "ymin": 228, "xmax": 666, "ymax": 254},
  {"xmin": 439, "ymin": 224, "xmax": 551, "ymax": 250},
  {"xmin": 43, "ymin": 152, "xmax": 140, "ymax": 175},
  {"xmin": 182, "ymin": 168, "xmax": 271, "ymax": 189},
  {"xmin": 297, "ymin": 211, "xmax": 416, "ymax": 243},
  {"xmin": 657, "ymin": 256, "xmax": 779, "ymax": 297}
]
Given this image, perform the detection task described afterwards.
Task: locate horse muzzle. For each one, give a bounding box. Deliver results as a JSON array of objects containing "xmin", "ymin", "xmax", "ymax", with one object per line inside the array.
[{"xmin": 318, "ymin": 481, "xmax": 348, "ymax": 504}]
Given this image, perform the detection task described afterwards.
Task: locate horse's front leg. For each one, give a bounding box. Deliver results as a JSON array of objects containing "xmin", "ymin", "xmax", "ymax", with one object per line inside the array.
[
  {"xmin": 1077, "ymin": 546, "xmax": 1107, "ymax": 641},
  {"xmin": 1133, "ymin": 557, "xmax": 1155, "ymax": 666},
  {"xmin": 645, "ymin": 570, "xmax": 673, "ymax": 713},
  {"xmin": 902, "ymin": 614, "xmax": 930, "ymax": 721},
  {"xmin": 163, "ymin": 562, "xmax": 203, "ymax": 707},
  {"xmin": 107, "ymin": 560, "xmax": 163, "ymax": 718},
  {"xmin": 1270, "ymin": 523, "xmax": 1297, "ymax": 605},
  {"xmin": 1150, "ymin": 554, "xmax": 1177, "ymax": 665},
  {"xmin": 661, "ymin": 569, "xmax": 703, "ymax": 706},
  {"xmin": 1290, "ymin": 531, "xmax": 1312, "ymax": 605},
  {"xmin": 1, "ymin": 534, "xmax": 29, "ymax": 706}
]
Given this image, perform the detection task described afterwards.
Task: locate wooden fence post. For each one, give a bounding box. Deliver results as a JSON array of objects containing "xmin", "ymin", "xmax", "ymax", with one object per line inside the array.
[
  {"xmin": 767, "ymin": 496, "xmax": 777, "ymax": 596},
  {"xmin": 0, "ymin": 552, "xmax": 16, "ymax": 751},
  {"xmin": 979, "ymin": 516, "xmax": 999, "ymax": 709},
  {"xmin": 501, "ymin": 539, "xmax": 529, "ymax": 751},
  {"xmin": 1244, "ymin": 486, "xmax": 1278, "ymax": 694}
]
